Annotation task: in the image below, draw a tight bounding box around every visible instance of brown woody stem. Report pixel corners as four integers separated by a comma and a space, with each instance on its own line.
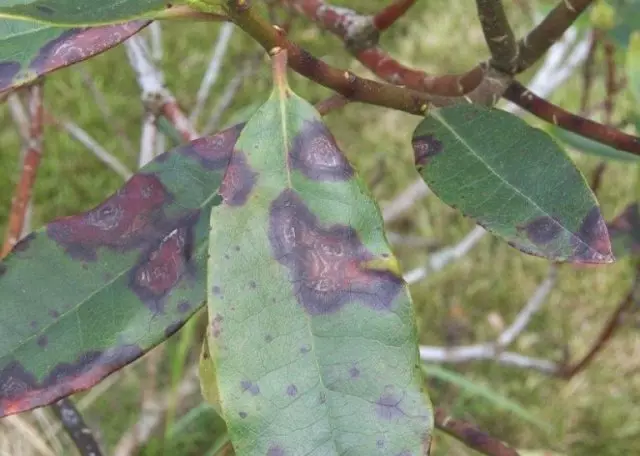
435, 408, 520, 456
1, 82, 44, 258
52, 398, 104, 456
223, 0, 448, 114
373, 0, 417, 31
475, 0, 518, 73
504, 81, 640, 156
516, 0, 594, 73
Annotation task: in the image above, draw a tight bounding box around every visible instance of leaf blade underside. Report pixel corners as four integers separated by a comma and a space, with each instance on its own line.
0, 124, 242, 417
206, 59, 433, 455
412, 103, 613, 264
0, 19, 148, 93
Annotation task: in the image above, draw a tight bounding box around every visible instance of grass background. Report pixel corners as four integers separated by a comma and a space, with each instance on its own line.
0, 0, 639, 454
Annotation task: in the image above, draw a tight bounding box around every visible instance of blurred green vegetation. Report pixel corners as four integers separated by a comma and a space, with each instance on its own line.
1, 0, 639, 455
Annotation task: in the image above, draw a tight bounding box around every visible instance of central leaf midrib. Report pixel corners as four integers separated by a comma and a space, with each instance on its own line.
433, 111, 597, 255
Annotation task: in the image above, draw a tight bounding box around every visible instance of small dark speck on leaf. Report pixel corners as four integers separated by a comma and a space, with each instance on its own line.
234, 246, 240, 251
224, 254, 230, 260
267, 445, 285, 456
286, 384, 298, 397
376, 388, 405, 420
349, 366, 360, 378
412, 134, 443, 167
239, 411, 247, 419
265, 334, 273, 343
35, 4, 55, 14
212, 286, 222, 295
240, 380, 260, 396
300, 345, 311, 354
178, 301, 190, 313
249, 280, 256, 289
319, 391, 326, 404
377, 439, 385, 449
37, 336, 48, 347
49, 309, 60, 319
30, 321, 38, 329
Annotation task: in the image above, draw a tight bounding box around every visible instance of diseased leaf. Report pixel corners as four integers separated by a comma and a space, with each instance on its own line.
0, 0, 167, 25
205, 53, 433, 455
607, 202, 640, 257
0, 124, 242, 417
0, 19, 147, 94
548, 125, 640, 163
412, 103, 613, 264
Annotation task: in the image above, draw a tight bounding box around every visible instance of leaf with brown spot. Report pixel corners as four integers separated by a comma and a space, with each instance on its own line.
204, 53, 432, 455
0, 126, 240, 417
0, 19, 148, 94
412, 103, 614, 264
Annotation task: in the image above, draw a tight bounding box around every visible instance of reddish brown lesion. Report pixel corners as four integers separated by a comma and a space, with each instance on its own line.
47, 174, 172, 261
412, 134, 443, 168
183, 123, 243, 170
0, 344, 142, 417
268, 189, 402, 315
518, 215, 563, 245
289, 120, 353, 181
219, 151, 258, 206
569, 206, 613, 263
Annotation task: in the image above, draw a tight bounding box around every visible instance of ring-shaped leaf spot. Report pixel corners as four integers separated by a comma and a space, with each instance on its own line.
205, 55, 432, 455
0, 19, 148, 93
0, 0, 167, 25
0, 124, 242, 417
412, 103, 613, 264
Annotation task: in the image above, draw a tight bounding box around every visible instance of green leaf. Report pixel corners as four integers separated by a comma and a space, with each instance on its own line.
627, 31, 640, 102
0, 19, 147, 93
0, 124, 242, 417
0, 0, 167, 25
421, 364, 550, 432
547, 125, 640, 163
607, 202, 640, 258
206, 55, 433, 455
412, 104, 613, 264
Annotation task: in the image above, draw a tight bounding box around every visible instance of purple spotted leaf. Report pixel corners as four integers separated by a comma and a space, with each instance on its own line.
0, 124, 242, 417
0, 1, 167, 25
608, 202, 640, 258
412, 103, 614, 264
0, 19, 148, 94
204, 53, 433, 455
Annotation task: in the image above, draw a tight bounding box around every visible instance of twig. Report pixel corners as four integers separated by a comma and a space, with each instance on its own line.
51, 398, 103, 456
559, 265, 640, 379
125, 36, 199, 142
503, 80, 640, 155
190, 22, 235, 124
203, 56, 258, 134
139, 113, 158, 167
434, 408, 520, 456
286, 0, 485, 97
515, 0, 594, 73
372, 0, 417, 31
2, 82, 44, 258
589, 161, 606, 196
579, 30, 599, 114
148, 22, 163, 63
113, 365, 200, 456
223, 0, 456, 113
382, 179, 430, 223
604, 39, 616, 125
404, 226, 487, 284
315, 93, 350, 116
475, 0, 518, 73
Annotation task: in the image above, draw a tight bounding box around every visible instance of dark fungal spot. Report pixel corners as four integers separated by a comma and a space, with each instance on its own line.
36, 336, 48, 348
211, 313, 223, 338
129, 224, 196, 314
177, 301, 191, 313
30, 22, 145, 79
349, 366, 360, 378
35, 4, 55, 14
289, 120, 353, 181
212, 286, 222, 295
219, 151, 257, 206
265, 334, 273, 343
377, 439, 385, 448
234, 246, 240, 251
47, 173, 172, 261
164, 321, 183, 338
240, 380, 260, 396
29, 321, 38, 330
0, 345, 142, 417
286, 384, 298, 397
300, 345, 311, 354
570, 206, 613, 263
239, 411, 247, 419
249, 281, 256, 289
520, 215, 563, 245
49, 310, 59, 319
412, 134, 443, 168
268, 190, 403, 315
376, 386, 406, 421
182, 123, 242, 169
0, 61, 20, 93
267, 445, 285, 456
318, 391, 327, 404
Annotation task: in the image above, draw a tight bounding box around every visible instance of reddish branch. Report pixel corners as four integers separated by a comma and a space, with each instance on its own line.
515, 0, 595, 73
435, 408, 520, 456
161, 101, 198, 142
286, 0, 484, 97
475, 0, 518, 73
559, 266, 640, 379
1, 83, 44, 258
504, 81, 640, 155
372, 0, 417, 31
